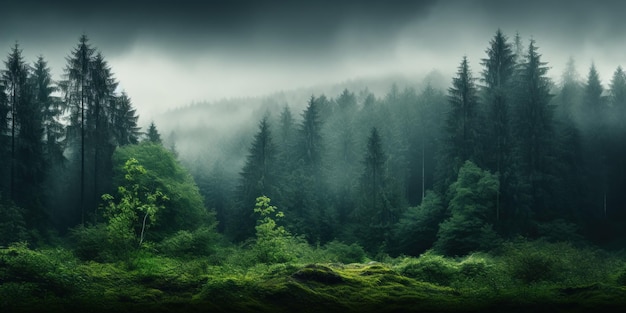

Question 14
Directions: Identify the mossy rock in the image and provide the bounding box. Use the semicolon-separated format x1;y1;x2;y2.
292;264;344;284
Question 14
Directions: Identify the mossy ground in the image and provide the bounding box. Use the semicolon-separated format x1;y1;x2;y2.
2;243;626;313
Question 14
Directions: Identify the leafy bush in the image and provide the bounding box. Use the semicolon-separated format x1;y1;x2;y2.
434;161;501;256
499;240;619;285
616;265;626;286
0;199;28;246
253;196;294;264
323;240;366;263
158;226;220;257
396;252;458;286
392;191;445;256
0;242;82;297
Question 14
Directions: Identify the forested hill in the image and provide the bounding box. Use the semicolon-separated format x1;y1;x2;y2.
152;32;626;251
152;71;446;187
4;27;626;313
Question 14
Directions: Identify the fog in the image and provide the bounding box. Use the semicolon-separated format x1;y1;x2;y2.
3;0;626;126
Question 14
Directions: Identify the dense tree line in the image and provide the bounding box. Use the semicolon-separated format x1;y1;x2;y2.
0;36;142;242
218;29;626;255
3;30;626;258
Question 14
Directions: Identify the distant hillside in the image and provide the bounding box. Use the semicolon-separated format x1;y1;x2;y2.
153;70;448;179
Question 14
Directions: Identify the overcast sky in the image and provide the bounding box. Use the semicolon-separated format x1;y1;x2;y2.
3;0;626;123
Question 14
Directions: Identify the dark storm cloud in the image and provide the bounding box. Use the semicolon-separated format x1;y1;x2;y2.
3;0;626;122
1;0;437;56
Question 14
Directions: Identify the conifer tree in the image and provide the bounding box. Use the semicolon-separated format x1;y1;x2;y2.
581;64;608;218
60;35;95;224
437;56;480;193
111;92;140;146
32;56;64;166
145;121;162;144
512;39;554;220
232;116;277;240
2;44;29;202
480;30;515;223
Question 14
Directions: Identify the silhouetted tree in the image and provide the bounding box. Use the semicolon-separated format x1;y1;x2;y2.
437;56;480;194
512;39;554;222
60;35;95;224
2;44;29;202
111;92;140;146
480;30;516;224
145;121;161;144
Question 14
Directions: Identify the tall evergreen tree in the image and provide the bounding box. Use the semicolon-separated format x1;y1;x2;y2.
480;30;516;225
607;66;626;222
552;58;584;221
437;56;480;193
90;52;118;214
111;92;140;146
580;64;608;219
512;39;554;222
2;44;29;201
60;35;95;224
32;56;64;166
232;116;277;240
354;127;400;252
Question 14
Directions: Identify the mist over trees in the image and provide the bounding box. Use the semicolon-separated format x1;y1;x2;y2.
2;29;626;259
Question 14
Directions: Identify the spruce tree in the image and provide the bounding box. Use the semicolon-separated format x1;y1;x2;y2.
145;121;162;144
512;39;554;221
111;92;140;146
480;30;516;223
61;35;95;224
2;44;29;202
437;56;480;194
232;116;277;241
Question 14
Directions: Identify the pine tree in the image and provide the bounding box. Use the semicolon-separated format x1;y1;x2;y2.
32;56;64;166
512;39;554;220
60;35;95;224
232;116;277;240
299;96;323;171
480;30;516;223
90;52;118;215
111;92;140;146
607;66;626;220
437;56;480;193
355;127;397;252
552;58;584;220
581;64;608;218
2;43;29;202
145;121;161;144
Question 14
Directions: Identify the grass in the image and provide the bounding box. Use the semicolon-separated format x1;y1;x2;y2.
2;241;626;313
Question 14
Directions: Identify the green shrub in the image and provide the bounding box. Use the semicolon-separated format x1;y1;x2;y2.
71;224;116;261
323;240;366;263
499;240;619;285
158;226;219;257
616;265;626;286
0;243;82;297
396;252;458;286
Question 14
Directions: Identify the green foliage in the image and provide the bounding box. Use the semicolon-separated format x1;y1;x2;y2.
499;240;619;285
70;223;119;261
113;142;215;238
0;199;28;246
102;158;168;248
0;242;83;299
396;252;459;286
253;195;294;264
323;240;366;264
157;226;219;258
393;191;445;256
435;161;501;256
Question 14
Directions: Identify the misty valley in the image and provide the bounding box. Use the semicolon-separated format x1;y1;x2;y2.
3;28;626;313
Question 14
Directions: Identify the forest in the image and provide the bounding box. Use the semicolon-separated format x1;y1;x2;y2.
2;29;626;312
